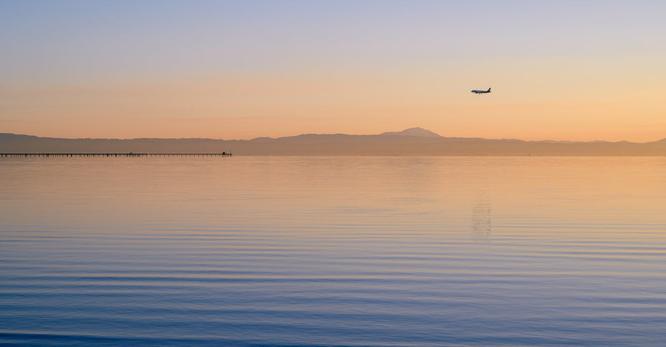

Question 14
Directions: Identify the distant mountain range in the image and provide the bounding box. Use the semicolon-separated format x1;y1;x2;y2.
1;127;665;155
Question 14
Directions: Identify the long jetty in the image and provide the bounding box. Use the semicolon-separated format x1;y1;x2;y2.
0;153;232;157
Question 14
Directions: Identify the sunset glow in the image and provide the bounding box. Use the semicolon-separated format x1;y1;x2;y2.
2;1;665;141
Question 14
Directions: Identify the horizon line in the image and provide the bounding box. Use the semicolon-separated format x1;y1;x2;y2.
5;127;666;144
2;129;665;144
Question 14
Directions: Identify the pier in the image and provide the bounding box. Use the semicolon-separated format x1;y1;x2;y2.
0;153;232;157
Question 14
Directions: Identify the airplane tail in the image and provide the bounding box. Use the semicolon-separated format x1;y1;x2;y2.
488;88;491;92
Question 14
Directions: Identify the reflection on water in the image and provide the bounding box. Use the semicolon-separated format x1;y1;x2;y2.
472;196;492;238
1;156;666;346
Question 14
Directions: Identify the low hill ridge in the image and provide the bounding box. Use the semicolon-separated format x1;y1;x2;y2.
1;129;665;155
380;127;441;138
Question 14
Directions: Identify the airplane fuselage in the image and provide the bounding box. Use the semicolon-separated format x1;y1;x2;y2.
471;88;491;94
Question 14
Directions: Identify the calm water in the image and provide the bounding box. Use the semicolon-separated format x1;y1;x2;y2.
1;157;665;346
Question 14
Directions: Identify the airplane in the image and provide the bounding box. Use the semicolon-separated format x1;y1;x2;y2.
471;88;491;94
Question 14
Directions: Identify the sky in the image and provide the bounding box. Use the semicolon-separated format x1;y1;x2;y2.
1;0;665;141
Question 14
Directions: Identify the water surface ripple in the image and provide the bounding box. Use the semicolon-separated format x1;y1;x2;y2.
1;157;665;346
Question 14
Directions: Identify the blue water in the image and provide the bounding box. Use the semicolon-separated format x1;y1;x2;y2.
1;157;665;346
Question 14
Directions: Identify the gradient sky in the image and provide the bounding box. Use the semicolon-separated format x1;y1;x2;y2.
1;0;665;141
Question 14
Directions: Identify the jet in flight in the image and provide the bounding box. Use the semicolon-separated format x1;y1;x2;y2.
471;88;491;94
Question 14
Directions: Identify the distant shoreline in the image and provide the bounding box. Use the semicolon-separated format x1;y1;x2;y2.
0;153;232;157
3;153;666;158
2;128;665;156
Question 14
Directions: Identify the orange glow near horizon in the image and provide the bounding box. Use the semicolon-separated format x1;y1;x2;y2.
2;2;665;142
3;64;665;142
